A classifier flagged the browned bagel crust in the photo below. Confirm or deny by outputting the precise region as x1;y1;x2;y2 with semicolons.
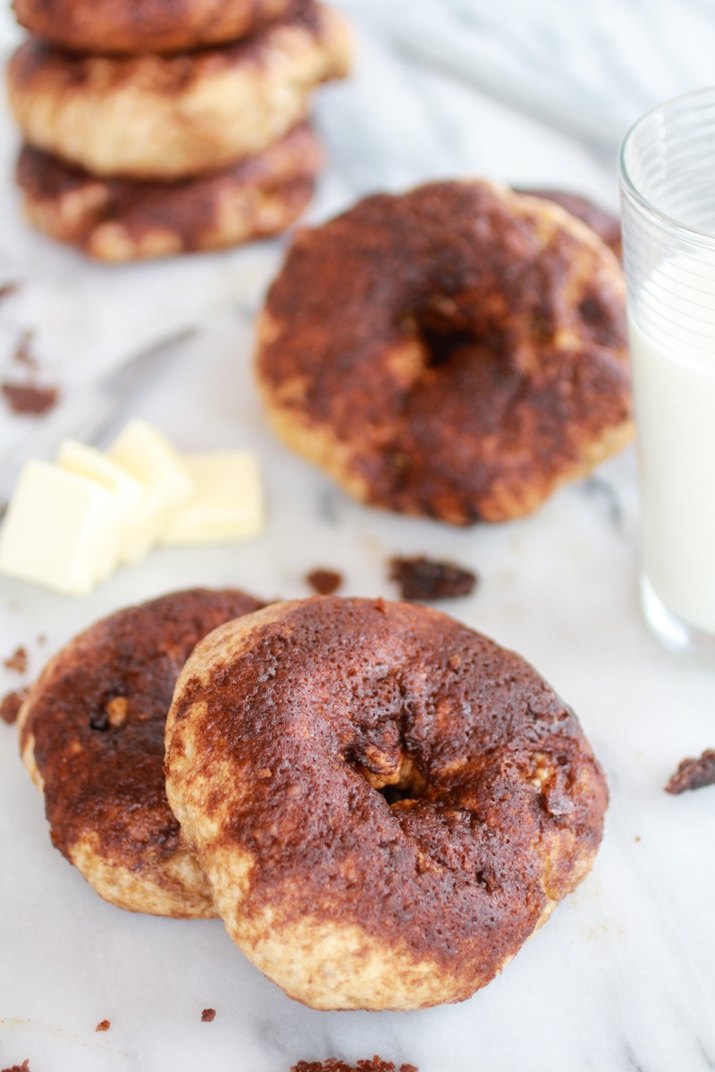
18;588;264;917
13;0;299;55
256;180;632;525
518;188;622;258
165;596;608;1010
7;2;351;179
16;125;324;262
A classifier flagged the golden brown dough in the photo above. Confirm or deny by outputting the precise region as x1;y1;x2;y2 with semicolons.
16;124;324;261
13;0;299;55
165;596;608;1010
256;180;632;525
18;588;264;917
7;2;351;179
517;188;622;258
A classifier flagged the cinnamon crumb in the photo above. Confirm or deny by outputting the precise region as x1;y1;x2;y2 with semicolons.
95;1020;111;1033
665;749;715;794
306;568;343;595
0;688;28;725
4;646;27;673
389;555;477;602
292;1061;417;1072
2;382;59;415
0;281;20;302
14;331;38;369
201;1008;216;1023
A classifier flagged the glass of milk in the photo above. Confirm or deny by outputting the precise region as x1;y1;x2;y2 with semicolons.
621;87;715;660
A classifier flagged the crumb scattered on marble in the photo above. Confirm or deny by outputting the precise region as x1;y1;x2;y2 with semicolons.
306;568;343;595
0;688;28;725
37;633;47;646
292;1060;417;1072
665;749;715;794
634;835;641;843
95;1020;111;1033
4;646;28;674
389;555;477;602
2;382;59;415
201;1008;216;1023
13;331;38;369
1;1060;31;1072
0;281;20;302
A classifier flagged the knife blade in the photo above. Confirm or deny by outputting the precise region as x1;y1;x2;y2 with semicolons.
0;326;196;511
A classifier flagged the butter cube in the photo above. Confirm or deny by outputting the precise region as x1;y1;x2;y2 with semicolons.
161;451;264;545
0;460;116;596
57;438;144;579
108;419;193;563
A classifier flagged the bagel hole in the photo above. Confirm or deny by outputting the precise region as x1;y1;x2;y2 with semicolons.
419;323;476;369
579;294;604;326
349;751;426;806
377;783;416;806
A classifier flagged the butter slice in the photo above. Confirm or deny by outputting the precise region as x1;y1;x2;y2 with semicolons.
0;460;116;596
162;451;264;545
108;419;194;563
57;438;145;579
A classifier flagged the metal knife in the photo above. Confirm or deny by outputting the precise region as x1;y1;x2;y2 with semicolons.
0;326;196;512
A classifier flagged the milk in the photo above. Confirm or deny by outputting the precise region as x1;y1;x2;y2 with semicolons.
630;252;715;634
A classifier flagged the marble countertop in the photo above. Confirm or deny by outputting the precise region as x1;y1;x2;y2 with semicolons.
1;3;715;1071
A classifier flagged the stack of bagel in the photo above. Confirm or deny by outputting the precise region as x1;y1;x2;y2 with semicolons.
6;0;352;261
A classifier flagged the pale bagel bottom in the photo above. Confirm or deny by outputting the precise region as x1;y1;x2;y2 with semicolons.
16;124;324;262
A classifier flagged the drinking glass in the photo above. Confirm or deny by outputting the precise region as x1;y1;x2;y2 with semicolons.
620;87;715;660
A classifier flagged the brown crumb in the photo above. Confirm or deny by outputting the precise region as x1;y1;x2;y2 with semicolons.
634;835;641;843
665;749;715;794
95;1020;111;1033
2;382;59;415
37;634;47;646
14;331;38;369
0;688;28;725
4;646;28;673
292;1061;417;1072
1;1061;31;1072
201;1008;216;1023
389;555;477;601
0;281;20;302
306;568;343;595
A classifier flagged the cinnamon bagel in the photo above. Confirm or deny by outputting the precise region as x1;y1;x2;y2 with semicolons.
16;124;324;261
18;588;264;917
256;180;631;525
13;0;298;55
165;596;608;1010
7;2;351;179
